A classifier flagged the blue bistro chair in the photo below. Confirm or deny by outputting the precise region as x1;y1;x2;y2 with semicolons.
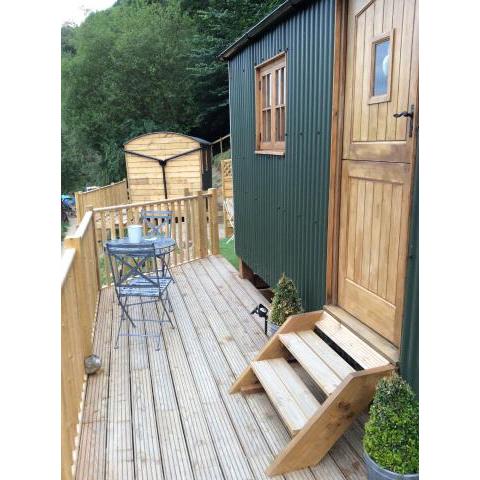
140;209;174;239
140;209;175;279
105;242;175;350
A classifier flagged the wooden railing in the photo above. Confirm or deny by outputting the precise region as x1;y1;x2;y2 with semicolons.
93;188;220;285
211;133;230;155
75;179;129;221
61;211;101;480
61;190;219;477
221;159;234;238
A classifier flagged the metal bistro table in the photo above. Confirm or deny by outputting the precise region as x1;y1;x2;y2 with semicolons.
106;235;176;279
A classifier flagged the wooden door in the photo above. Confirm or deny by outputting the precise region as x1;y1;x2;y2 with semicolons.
337;0;418;346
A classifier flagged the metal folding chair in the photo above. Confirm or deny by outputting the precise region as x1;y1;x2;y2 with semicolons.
140;209;175;279
106;242;175;350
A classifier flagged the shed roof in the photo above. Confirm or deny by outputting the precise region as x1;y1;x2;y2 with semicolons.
124;131;211;147
219;0;310;61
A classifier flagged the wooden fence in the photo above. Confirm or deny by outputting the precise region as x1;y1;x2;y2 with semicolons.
93;188;220;285
221;159;234;237
61;211;100;480
75;179;129;221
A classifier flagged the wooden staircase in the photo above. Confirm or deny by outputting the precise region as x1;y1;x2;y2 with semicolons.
230;310;395;476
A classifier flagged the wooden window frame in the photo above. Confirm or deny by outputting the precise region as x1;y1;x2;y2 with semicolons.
255;52;287;155
368;30;395;105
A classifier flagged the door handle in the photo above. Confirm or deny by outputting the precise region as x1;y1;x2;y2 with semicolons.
393;105;415;137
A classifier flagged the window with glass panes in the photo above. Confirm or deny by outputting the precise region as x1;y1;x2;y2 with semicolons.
255;53;286;153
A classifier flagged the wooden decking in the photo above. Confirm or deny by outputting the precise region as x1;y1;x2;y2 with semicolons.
75;255;367;480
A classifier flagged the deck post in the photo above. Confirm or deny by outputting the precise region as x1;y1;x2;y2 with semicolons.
74;191;82;224
198;191;208;258
86;205;101;289
208;188;220;255
195;190;208;258
239;257;254;282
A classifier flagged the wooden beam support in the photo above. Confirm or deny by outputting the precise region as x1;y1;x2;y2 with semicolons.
239;257;254;282
230;310;323;394
266;365;395;476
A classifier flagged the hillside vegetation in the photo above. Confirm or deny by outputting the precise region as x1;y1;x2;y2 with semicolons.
62;0;282;192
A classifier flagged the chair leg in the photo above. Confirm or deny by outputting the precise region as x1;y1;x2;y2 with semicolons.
115;297;137;349
119;296;137;329
166;289;173;312
154;300;165;322
159;293;175;329
115;297;127;349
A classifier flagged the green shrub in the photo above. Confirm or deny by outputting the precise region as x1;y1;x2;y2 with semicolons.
364;373;419;474
269;274;303;326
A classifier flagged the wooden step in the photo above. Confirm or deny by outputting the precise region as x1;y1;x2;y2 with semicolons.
251;358;320;436
324;304;399;363
279;331;355;395
315;313;390;370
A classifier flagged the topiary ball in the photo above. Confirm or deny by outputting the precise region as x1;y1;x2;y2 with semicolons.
363;373;419;474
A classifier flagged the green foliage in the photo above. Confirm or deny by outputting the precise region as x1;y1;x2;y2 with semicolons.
62;0;199;188
364;373;419;474
212;149;231;166
62;0;284;190
220;237;238;270
61;221;69;240
269;274;303;326
186;0;283;138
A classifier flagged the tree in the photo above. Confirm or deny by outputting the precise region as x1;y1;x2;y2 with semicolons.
269;274;304;326
61;0;284;190
62;0;198;188
186;0;283;139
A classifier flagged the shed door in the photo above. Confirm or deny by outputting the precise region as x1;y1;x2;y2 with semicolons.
337;0;418;346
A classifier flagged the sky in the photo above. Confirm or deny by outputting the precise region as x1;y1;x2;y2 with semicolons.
61;0;116;25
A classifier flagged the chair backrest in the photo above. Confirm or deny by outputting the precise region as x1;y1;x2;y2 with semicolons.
140;209;174;238
106;242;160;295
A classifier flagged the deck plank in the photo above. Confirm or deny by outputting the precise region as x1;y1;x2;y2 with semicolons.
157;307;225;480
197;258;268;354
176;263;322;480
75;257;365;480
106;293;135;480
208;254;271;308
128;300;163;480
184;261;346;480
167;268;256;480
75;287;113;480
190;260;266;361
142;305;195;480
173;266;281;479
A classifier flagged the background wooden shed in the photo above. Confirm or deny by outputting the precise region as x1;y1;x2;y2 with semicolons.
124;132;212;202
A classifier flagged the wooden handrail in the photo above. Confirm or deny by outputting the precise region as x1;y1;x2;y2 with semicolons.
80;178;127;193
61;211;101;480
93;193;197;212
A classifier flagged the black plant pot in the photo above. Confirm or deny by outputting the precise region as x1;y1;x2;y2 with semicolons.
364;451;419;480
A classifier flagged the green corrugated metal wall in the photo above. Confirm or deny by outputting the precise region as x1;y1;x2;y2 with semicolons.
400;147;419;397
228;0;335;310
227;0;418;394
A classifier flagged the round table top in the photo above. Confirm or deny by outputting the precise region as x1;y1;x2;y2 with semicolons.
105;236;176;254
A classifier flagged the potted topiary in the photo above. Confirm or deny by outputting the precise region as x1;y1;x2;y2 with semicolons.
363;373;419;479
268;273;303;336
